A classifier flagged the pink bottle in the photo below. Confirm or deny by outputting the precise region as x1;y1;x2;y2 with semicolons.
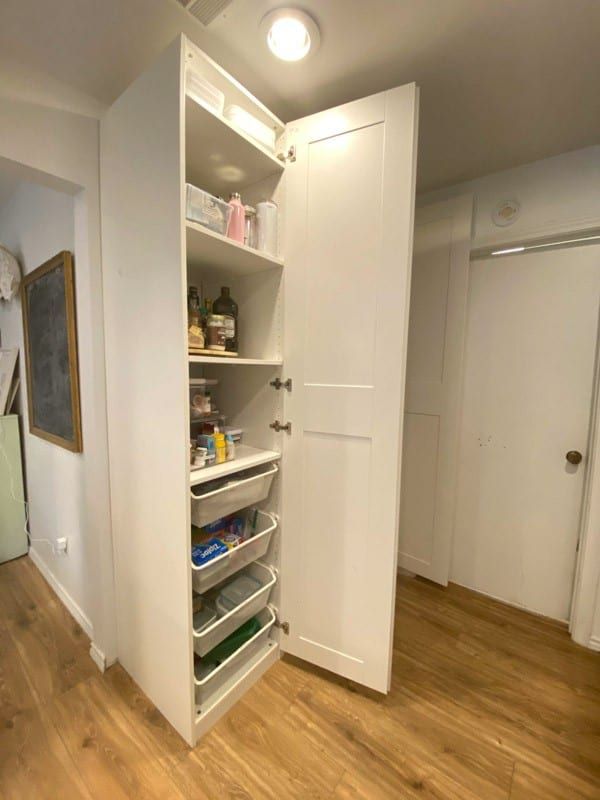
227;192;245;243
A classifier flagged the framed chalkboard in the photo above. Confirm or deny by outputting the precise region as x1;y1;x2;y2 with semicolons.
21;251;82;452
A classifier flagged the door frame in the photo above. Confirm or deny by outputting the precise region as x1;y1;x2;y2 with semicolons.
470;230;600;648
570;291;600;649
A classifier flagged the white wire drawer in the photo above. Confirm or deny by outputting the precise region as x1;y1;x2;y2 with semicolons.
190;462;278;528
193;562;277;657
194;606;276;708
191;510;277;594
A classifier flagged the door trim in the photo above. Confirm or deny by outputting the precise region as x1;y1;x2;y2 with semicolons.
570;284;600;647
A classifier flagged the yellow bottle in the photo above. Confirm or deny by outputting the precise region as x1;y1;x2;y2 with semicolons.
214;433;226;464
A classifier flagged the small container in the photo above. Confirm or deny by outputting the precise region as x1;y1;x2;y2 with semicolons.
244;205;256;248
216;574;262;615
193;606;217;633
256;200;278;257
227;193;245;244
206;314;226;351
225;433;235;461
214;432;226;464
223;105;276;152
186;184;232;235
186;70;225;116
193;447;208;468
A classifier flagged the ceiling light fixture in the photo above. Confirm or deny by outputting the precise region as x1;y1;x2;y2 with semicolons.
260;8;320;62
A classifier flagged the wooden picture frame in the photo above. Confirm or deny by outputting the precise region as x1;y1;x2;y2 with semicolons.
21;251;82;452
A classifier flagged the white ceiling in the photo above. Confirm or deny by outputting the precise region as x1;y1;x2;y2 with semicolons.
0;0;598;191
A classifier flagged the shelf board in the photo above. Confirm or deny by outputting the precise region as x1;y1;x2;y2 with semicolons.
189;355;282;366
190;445;280;487
185;94;284;196
186;221;283;276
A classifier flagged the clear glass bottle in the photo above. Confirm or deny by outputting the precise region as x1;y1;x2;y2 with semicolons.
244;205;256;248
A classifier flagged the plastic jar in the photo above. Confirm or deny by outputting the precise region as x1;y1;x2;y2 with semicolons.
206;314;226;351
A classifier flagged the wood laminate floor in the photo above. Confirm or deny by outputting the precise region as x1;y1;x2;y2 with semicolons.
0;555;598;799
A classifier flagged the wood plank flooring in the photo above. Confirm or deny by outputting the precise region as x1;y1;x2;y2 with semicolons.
0;555;598;799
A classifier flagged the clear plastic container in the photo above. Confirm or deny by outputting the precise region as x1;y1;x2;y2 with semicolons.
186;70;225;116
186;184;232;235
223;105;276;152
193;562;276;657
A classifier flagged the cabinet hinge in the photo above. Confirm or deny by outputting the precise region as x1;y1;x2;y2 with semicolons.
270;420;292;434
270;377;292;392
277;145;296;164
275;619;290;635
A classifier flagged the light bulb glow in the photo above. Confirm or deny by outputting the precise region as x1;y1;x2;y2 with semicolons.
267;16;311;61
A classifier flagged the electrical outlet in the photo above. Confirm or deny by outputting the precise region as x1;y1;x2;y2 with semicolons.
54;537;68;555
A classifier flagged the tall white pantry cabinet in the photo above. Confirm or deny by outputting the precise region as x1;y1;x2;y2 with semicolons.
101;35;418;746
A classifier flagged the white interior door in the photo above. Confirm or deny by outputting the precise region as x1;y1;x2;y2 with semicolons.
280;86;418;692
398;196;472;584
452;243;600;621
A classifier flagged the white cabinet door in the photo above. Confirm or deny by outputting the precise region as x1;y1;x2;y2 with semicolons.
280;86;419;692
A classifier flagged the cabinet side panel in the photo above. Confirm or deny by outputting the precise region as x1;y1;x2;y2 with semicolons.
101;37;194;743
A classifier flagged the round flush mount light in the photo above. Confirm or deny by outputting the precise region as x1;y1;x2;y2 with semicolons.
492;198;521;227
260;8;320;62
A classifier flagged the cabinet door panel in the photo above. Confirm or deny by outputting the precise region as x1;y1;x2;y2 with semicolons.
281;87;418;692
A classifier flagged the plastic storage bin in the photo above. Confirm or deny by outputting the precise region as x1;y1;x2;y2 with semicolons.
186;70;225;116
191;510;277;594
223;105;276;152
186;184;232;235
190;462;278;528
194;606;276;707
193;562;276;657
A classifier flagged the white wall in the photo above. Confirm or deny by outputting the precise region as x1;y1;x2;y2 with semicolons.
420;144;600;250
0;97;116;665
0;182;94;620
418;145;600;634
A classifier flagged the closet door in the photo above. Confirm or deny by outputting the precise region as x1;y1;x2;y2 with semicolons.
280;86;419;692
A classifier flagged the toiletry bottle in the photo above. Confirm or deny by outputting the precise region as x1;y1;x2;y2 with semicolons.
187;286;204;348
212;286;238;353
225;432;235;461
227;193;245;244
214;432;226;464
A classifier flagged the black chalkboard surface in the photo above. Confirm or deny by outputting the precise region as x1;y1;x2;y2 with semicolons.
21;251;82;452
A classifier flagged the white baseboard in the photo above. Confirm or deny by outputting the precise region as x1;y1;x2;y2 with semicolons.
89;641;106;672
28;548;93;640
589;636;600;652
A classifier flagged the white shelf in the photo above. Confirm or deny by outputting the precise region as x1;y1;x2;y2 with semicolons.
189;355;282;366
185;94;284;197
186;220;283;276
190;445;280;487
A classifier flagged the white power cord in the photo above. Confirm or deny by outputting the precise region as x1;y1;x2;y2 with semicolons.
0;419;52;547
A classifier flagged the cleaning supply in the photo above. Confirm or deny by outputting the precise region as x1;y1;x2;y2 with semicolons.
191;538;227;566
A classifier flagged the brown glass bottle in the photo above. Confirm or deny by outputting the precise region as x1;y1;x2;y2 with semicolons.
212;286;238;353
